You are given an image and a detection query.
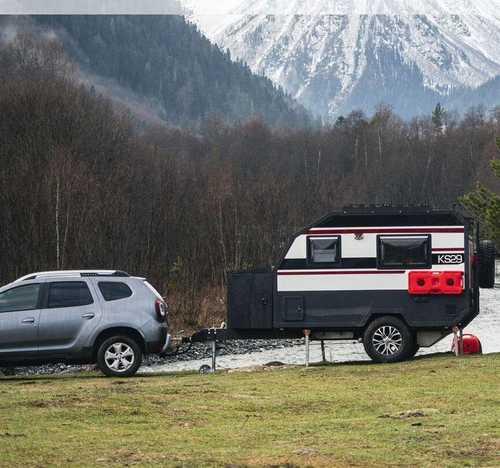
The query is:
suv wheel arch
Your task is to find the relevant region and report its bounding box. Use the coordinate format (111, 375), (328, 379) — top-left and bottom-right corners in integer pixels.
(93, 327), (145, 360)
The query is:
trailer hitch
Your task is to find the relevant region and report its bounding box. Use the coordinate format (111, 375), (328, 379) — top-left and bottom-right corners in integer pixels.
(183, 327), (228, 373)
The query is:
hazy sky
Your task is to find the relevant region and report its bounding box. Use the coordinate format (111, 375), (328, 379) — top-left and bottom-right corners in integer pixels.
(0, 0), (186, 14)
(2, 0), (499, 17)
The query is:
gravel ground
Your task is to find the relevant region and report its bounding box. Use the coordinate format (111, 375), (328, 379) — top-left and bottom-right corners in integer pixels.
(3, 287), (499, 377)
(0, 339), (302, 376)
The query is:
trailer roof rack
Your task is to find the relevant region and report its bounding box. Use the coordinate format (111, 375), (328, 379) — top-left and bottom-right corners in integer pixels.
(310, 205), (467, 229)
(341, 204), (435, 214)
(15, 270), (130, 282)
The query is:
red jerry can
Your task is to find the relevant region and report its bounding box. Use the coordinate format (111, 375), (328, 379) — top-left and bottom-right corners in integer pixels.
(409, 271), (464, 295)
(461, 334), (482, 355)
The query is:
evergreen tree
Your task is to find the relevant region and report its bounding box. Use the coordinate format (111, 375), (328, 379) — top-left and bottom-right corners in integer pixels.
(461, 138), (500, 244)
(432, 103), (446, 133)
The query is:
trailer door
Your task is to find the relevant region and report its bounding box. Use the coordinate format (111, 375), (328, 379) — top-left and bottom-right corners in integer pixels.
(227, 273), (273, 329)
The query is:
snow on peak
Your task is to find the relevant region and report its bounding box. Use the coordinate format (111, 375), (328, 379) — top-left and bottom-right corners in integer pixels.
(185, 0), (500, 119)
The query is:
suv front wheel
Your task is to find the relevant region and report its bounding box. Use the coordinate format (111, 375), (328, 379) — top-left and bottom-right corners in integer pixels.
(97, 335), (143, 377)
(363, 316), (415, 363)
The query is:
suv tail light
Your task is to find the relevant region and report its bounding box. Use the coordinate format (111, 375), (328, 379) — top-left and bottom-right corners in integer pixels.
(409, 271), (464, 295)
(155, 299), (168, 322)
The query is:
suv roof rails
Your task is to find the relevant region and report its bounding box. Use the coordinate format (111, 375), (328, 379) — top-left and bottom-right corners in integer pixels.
(15, 270), (130, 283)
(80, 271), (129, 277)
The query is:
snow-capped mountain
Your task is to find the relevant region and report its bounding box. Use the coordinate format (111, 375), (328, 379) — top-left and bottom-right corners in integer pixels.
(186, 0), (500, 119)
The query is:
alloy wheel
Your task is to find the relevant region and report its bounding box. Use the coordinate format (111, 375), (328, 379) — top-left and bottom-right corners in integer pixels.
(372, 325), (403, 356)
(104, 342), (135, 372)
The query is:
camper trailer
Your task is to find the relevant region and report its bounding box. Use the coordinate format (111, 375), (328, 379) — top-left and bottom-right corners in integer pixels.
(191, 207), (496, 364)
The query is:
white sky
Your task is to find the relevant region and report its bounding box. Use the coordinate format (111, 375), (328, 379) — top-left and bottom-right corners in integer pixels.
(0, 0), (186, 14)
(1, 0), (499, 17)
(185, 0), (500, 16)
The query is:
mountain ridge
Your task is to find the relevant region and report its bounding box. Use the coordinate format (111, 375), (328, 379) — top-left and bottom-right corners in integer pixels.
(187, 1), (500, 119)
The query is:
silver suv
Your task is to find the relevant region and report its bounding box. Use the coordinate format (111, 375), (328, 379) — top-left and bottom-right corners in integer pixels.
(0, 270), (170, 377)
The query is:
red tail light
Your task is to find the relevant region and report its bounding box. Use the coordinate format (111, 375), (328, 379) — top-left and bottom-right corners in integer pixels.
(155, 299), (168, 322)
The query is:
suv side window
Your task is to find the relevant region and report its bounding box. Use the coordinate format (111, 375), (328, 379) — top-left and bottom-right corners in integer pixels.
(98, 282), (133, 301)
(48, 282), (94, 308)
(0, 284), (40, 313)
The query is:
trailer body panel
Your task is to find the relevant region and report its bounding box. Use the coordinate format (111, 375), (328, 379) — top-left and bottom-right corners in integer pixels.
(221, 208), (482, 352)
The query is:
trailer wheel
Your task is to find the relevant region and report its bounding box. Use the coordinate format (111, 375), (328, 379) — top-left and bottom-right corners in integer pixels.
(363, 317), (415, 363)
(478, 240), (496, 289)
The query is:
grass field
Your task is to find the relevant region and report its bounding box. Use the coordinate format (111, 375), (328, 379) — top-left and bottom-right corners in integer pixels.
(0, 354), (499, 467)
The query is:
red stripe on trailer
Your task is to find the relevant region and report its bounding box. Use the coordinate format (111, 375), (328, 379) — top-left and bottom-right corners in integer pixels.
(307, 227), (464, 235)
(277, 270), (405, 275)
(432, 248), (465, 252)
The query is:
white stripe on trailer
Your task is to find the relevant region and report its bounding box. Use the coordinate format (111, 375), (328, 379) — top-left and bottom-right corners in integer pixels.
(285, 232), (465, 260)
(277, 264), (465, 292)
(277, 271), (408, 291)
(285, 235), (307, 259)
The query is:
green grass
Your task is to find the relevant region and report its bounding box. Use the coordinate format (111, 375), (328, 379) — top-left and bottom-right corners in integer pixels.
(0, 354), (499, 467)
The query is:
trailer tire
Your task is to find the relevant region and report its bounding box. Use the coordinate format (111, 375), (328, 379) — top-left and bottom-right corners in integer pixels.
(363, 317), (415, 363)
(478, 240), (496, 289)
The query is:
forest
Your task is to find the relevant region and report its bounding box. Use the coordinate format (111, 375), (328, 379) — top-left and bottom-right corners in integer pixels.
(1, 35), (499, 330)
(31, 15), (310, 127)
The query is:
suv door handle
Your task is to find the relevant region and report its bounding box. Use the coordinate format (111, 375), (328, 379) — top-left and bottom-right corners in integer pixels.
(81, 313), (95, 319)
(21, 317), (35, 324)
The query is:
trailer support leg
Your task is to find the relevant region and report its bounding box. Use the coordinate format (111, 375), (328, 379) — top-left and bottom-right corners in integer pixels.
(452, 326), (464, 356)
(303, 329), (311, 367)
(321, 340), (326, 363)
(211, 340), (217, 372)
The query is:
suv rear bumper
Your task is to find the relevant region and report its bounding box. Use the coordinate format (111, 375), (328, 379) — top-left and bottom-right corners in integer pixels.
(146, 324), (171, 355)
(160, 333), (171, 355)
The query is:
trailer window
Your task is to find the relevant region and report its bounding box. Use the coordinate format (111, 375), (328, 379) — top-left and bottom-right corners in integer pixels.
(308, 237), (340, 264)
(378, 235), (431, 269)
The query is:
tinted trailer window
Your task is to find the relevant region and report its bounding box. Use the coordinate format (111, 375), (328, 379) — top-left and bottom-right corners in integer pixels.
(378, 235), (431, 269)
(308, 237), (340, 264)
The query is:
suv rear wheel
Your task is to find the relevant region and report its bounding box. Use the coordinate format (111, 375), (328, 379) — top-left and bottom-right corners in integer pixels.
(363, 316), (415, 363)
(97, 335), (142, 377)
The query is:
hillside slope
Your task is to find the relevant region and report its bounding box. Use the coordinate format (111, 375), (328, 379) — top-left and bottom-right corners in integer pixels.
(31, 15), (310, 127)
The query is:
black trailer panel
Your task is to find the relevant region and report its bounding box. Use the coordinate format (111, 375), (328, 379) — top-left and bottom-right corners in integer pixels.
(273, 290), (474, 329)
(227, 272), (274, 330)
